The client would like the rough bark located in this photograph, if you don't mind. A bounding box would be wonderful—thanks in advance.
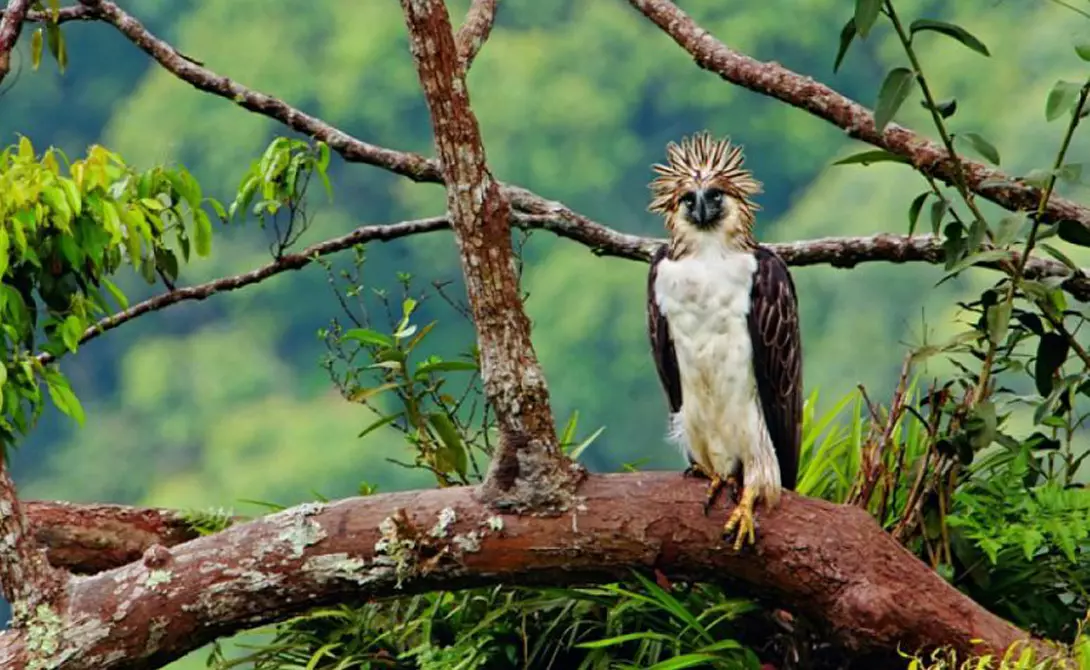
[454,0,496,70]
[0,463,65,621]
[24,502,209,575]
[0,475,1060,669]
[0,0,30,85]
[398,0,582,510]
[627,0,1090,234]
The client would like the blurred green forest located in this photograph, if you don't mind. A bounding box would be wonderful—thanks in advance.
[2,0,1090,667]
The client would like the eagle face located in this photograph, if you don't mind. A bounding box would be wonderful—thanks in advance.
[648,132,762,252]
[670,181,752,249]
[679,186,726,231]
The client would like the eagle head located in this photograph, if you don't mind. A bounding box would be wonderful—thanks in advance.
[648,132,763,250]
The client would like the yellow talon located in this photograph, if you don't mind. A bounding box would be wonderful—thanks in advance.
[722,486,759,551]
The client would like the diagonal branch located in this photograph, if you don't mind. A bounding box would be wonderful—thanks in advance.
[35,216,452,366]
[75,0,439,181]
[627,0,1090,233]
[455,0,497,70]
[0,0,30,85]
[398,0,580,508]
[0,476,1064,669]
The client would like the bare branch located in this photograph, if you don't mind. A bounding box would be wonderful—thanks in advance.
[0,476,1063,669]
[76,0,439,181]
[399,0,580,509]
[455,0,497,69]
[0,0,30,85]
[22,6,96,23]
[0,459,65,624]
[34,214,1090,369]
[78,0,1090,305]
[35,216,452,366]
[627,0,1090,234]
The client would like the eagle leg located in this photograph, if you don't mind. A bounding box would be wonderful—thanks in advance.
[702,474,725,517]
[721,486,759,551]
[682,461,711,479]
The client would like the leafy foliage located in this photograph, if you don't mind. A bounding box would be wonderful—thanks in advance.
[0,137,222,449]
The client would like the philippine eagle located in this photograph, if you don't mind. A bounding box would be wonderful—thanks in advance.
[645,132,802,550]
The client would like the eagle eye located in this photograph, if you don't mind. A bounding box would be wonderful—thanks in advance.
[705,187,725,203]
[679,192,696,208]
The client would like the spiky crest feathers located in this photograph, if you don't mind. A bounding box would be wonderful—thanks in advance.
[647,132,763,221]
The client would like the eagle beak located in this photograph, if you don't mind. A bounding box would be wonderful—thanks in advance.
[690,189,717,229]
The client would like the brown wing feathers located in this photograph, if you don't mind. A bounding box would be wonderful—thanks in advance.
[748,246,802,491]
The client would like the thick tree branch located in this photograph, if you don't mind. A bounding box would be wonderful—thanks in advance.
[455,0,497,69]
[0,0,30,85]
[627,0,1090,233]
[0,475,1062,668]
[399,0,580,508]
[24,501,209,575]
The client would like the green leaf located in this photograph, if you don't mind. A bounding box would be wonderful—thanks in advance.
[342,328,395,348]
[101,278,129,310]
[931,97,957,118]
[1056,220,1090,247]
[414,360,478,378]
[1046,80,1081,122]
[995,214,1025,246]
[577,632,677,649]
[930,199,949,235]
[44,21,66,72]
[834,17,856,72]
[907,191,930,236]
[207,198,228,222]
[874,67,916,133]
[968,400,997,449]
[1076,42,1090,62]
[30,28,43,70]
[347,381,401,404]
[1039,243,1080,271]
[193,208,213,257]
[960,132,1000,165]
[559,410,580,448]
[909,19,990,56]
[1034,333,1068,397]
[831,149,910,166]
[645,654,722,670]
[44,370,85,426]
[357,412,401,439]
[941,249,1011,278]
[985,302,1010,347]
[854,0,882,38]
[60,316,83,353]
[428,412,467,478]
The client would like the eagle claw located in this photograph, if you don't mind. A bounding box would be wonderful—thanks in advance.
[721,486,759,551]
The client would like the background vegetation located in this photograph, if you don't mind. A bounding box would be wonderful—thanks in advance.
[1,0,1089,667]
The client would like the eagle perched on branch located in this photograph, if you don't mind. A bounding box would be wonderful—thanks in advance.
[646,132,802,550]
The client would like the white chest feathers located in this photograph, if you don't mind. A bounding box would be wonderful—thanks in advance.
[653,244,781,500]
